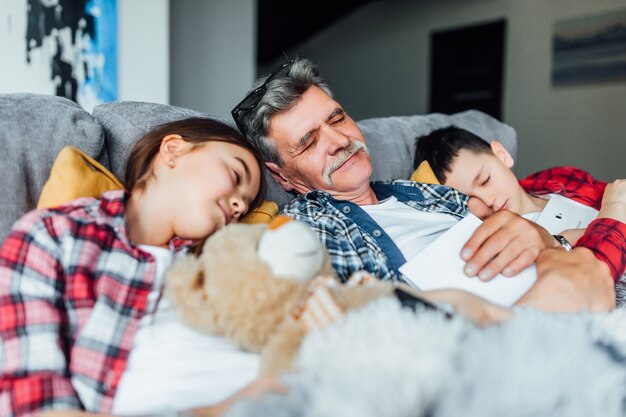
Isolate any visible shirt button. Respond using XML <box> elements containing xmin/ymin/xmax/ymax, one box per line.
<box><xmin>373</xmin><ymin>229</ymin><xmax>382</xmax><ymax>238</ymax></box>
<box><xmin>342</xmin><ymin>206</ymin><xmax>351</xmax><ymax>214</ymax></box>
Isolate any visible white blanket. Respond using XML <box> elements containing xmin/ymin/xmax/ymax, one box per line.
<box><xmin>227</xmin><ymin>297</ymin><xmax>626</xmax><ymax>417</ymax></box>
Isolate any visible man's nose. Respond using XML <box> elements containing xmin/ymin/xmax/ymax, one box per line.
<box><xmin>322</xmin><ymin>125</ymin><xmax>351</xmax><ymax>154</ymax></box>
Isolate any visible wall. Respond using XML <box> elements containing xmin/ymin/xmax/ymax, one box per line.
<box><xmin>0</xmin><ymin>0</ymin><xmax>169</xmax><ymax>108</ymax></box>
<box><xmin>281</xmin><ymin>0</ymin><xmax>626</xmax><ymax>180</ymax></box>
<box><xmin>118</xmin><ymin>0</ymin><xmax>170</xmax><ymax>104</ymax></box>
<box><xmin>169</xmin><ymin>0</ymin><xmax>256</xmax><ymax>119</ymax></box>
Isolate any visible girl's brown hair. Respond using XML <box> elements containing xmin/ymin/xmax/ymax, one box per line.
<box><xmin>125</xmin><ymin>117</ymin><xmax>266</xmax><ymax>212</ymax></box>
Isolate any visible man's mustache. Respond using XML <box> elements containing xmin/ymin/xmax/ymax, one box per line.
<box><xmin>322</xmin><ymin>140</ymin><xmax>369</xmax><ymax>186</ymax></box>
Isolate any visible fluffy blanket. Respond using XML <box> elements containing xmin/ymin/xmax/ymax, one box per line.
<box><xmin>226</xmin><ymin>297</ymin><xmax>626</xmax><ymax>417</ymax></box>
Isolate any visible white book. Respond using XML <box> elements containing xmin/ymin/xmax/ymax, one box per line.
<box><xmin>399</xmin><ymin>214</ymin><xmax>536</xmax><ymax>307</ymax></box>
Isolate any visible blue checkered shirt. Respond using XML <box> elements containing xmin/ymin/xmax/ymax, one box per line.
<box><xmin>282</xmin><ymin>180</ymin><xmax>469</xmax><ymax>283</ymax></box>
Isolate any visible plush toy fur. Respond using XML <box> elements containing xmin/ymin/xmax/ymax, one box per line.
<box><xmin>165</xmin><ymin>218</ymin><xmax>399</xmax><ymax>374</ymax></box>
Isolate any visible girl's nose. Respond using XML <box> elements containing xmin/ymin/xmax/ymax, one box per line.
<box><xmin>229</xmin><ymin>195</ymin><xmax>248</xmax><ymax>221</ymax></box>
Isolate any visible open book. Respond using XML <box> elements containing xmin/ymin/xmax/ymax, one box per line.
<box><xmin>399</xmin><ymin>214</ymin><xmax>536</xmax><ymax>307</ymax></box>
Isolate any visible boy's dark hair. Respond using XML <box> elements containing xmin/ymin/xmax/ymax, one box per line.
<box><xmin>414</xmin><ymin>126</ymin><xmax>492</xmax><ymax>183</ymax></box>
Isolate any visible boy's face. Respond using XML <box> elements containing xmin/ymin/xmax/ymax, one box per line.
<box><xmin>444</xmin><ymin>141</ymin><xmax>526</xmax><ymax>214</ymax></box>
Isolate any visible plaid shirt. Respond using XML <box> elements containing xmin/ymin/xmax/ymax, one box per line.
<box><xmin>520</xmin><ymin>166</ymin><xmax>626</xmax><ymax>281</ymax></box>
<box><xmin>0</xmin><ymin>190</ymin><xmax>191</xmax><ymax>416</ymax></box>
<box><xmin>282</xmin><ymin>180</ymin><xmax>469</xmax><ymax>283</ymax></box>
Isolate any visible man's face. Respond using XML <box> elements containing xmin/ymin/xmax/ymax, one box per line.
<box><xmin>265</xmin><ymin>86</ymin><xmax>373</xmax><ymax>198</ymax></box>
<box><xmin>444</xmin><ymin>146</ymin><xmax>525</xmax><ymax>214</ymax></box>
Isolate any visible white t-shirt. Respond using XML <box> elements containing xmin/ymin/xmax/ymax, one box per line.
<box><xmin>361</xmin><ymin>196</ymin><xmax>459</xmax><ymax>261</ymax></box>
<box><xmin>112</xmin><ymin>245</ymin><xmax>259</xmax><ymax>416</ymax></box>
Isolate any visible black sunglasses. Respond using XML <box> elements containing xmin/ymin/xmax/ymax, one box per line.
<box><xmin>231</xmin><ymin>59</ymin><xmax>294</xmax><ymax>137</ymax></box>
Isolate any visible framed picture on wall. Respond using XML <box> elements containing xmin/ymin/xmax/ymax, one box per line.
<box><xmin>0</xmin><ymin>0</ymin><xmax>117</xmax><ymax>111</ymax></box>
<box><xmin>552</xmin><ymin>8</ymin><xmax>626</xmax><ymax>87</ymax></box>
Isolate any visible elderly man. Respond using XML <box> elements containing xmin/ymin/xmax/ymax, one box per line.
<box><xmin>232</xmin><ymin>57</ymin><xmax>624</xmax><ymax>315</ymax></box>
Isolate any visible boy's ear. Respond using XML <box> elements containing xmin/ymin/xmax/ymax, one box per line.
<box><xmin>265</xmin><ymin>162</ymin><xmax>296</xmax><ymax>192</ymax></box>
<box><xmin>490</xmin><ymin>140</ymin><xmax>514</xmax><ymax>169</ymax></box>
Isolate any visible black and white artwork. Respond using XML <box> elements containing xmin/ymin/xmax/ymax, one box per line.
<box><xmin>1</xmin><ymin>0</ymin><xmax>118</xmax><ymax>110</ymax></box>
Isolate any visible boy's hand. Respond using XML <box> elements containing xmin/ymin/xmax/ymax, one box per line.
<box><xmin>461</xmin><ymin>210</ymin><xmax>558</xmax><ymax>281</ymax></box>
<box><xmin>598</xmin><ymin>179</ymin><xmax>626</xmax><ymax>223</ymax></box>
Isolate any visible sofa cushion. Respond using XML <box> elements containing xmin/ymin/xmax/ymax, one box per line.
<box><xmin>0</xmin><ymin>93</ymin><xmax>105</xmax><ymax>243</ymax></box>
<box><xmin>37</xmin><ymin>146</ymin><xmax>125</xmax><ymax>209</ymax></box>
<box><xmin>92</xmin><ymin>101</ymin><xmax>210</xmax><ymax>182</ymax></box>
<box><xmin>361</xmin><ymin>110</ymin><xmax>517</xmax><ymax>183</ymax></box>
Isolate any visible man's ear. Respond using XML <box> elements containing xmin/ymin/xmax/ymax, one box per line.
<box><xmin>490</xmin><ymin>140</ymin><xmax>514</xmax><ymax>169</ymax></box>
<box><xmin>265</xmin><ymin>162</ymin><xmax>296</xmax><ymax>192</ymax></box>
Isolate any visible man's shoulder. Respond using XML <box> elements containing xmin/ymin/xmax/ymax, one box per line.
<box><xmin>281</xmin><ymin>192</ymin><xmax>349</xmax><ymax>232</ymax></box>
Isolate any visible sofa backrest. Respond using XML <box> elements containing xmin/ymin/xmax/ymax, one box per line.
<box><xmin>92</xmin><ymin>102</ymin><xmax>517</xmax><ymax>209</ymax></box>
<box><xmin>0</xmin><ymin>93</ymin><xmax>517</xmax><ymax>243</ymax></box>
<box><xmin>0</xmin><ymin>94</ymin><xmax>105</xmax><ymax>243</ymax></box>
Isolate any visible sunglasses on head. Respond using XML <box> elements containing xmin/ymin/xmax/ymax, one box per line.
<box><xmin>231</xmin><ymin>59</ymin><xmax>294</xmax><ymax>137</ymax></box>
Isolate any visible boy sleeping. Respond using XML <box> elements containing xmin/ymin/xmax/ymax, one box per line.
<box><xmin>413</xmin><ymin>126</ymin><xmax>626</xmax><ymax>253</ymax></box>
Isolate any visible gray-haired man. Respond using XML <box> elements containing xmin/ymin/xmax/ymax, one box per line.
<box><xmin>232</xmin><ymin>57</ymin><xmax>619</xmax><ymax>316</ymax></box>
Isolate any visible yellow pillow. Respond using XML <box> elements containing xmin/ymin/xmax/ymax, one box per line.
<box><xmin>38</xmin><ymin>146</ymin><xmax>279</xmax><ymax>224</ymax></box>
<box><xmin>241</xmin><ymin>200</ymin><xmax>279</xmax><ymax>224</ymax></box>
<box><xmin>37</xmin><ymin>146</ymin><xmax>125</xmax><ymax>209</ymax></box>
<box><xmin>410</xmin><ymin>160</ymin><xmax>440</xmax><ymax>185</ymax></box>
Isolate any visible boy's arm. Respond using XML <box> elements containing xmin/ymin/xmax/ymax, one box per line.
<box><xmin>597</xmin><ymin>180</ymin><xmax>626</xmax><ymax>224</ymax></box>
<box><xmin>575</xmin><ymin>180</ymin><xmax>626</xmax><ymax>282</ymax></box>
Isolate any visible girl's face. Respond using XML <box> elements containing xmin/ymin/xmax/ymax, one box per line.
<box><xmin>165</xmin><ymin>140</ymin><xmax>261</xmax><ymax>240</ymax></box>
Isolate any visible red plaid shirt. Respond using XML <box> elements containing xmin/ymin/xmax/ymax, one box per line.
<box><xmin>0</xmin><ymin>190</ymin><xmax>192</xmax><ymax>416</ymax></box>
<box><xmin>519</xmin><ymin>166</ymin><xmax>626</xmax><ymax>281</ymax></box>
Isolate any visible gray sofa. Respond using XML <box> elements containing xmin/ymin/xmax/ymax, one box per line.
<box><xmin>0</xmin><ymin>93</ymin><xmax>517</xmax><ymax>243</ymax></box>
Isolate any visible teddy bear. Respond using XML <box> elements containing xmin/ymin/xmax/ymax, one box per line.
<box><xmin>164</xmin><ymin>215</ymin><xmax>413</xmax><ymax>374</ymax></box>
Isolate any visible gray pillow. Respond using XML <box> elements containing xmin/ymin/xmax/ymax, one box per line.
<box><xmin>361</xmin><ymin>110</ymin><xmax>518</xmax><ymax>182</ymax></box>
<box><xmin>92</xmin><ymin>101</ymin><xmax>291</xmax><ymax>207</ymax></box>
<box><xmin>0</xmin><ymin>93</ymin><xmax>104</xmax><ymax>243</ymax></box>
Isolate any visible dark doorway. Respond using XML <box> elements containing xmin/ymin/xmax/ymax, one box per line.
<box><xmin>429</xmin><ymin>19</ymin><xmax>506</xmax><ymax>120</ymax></box>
